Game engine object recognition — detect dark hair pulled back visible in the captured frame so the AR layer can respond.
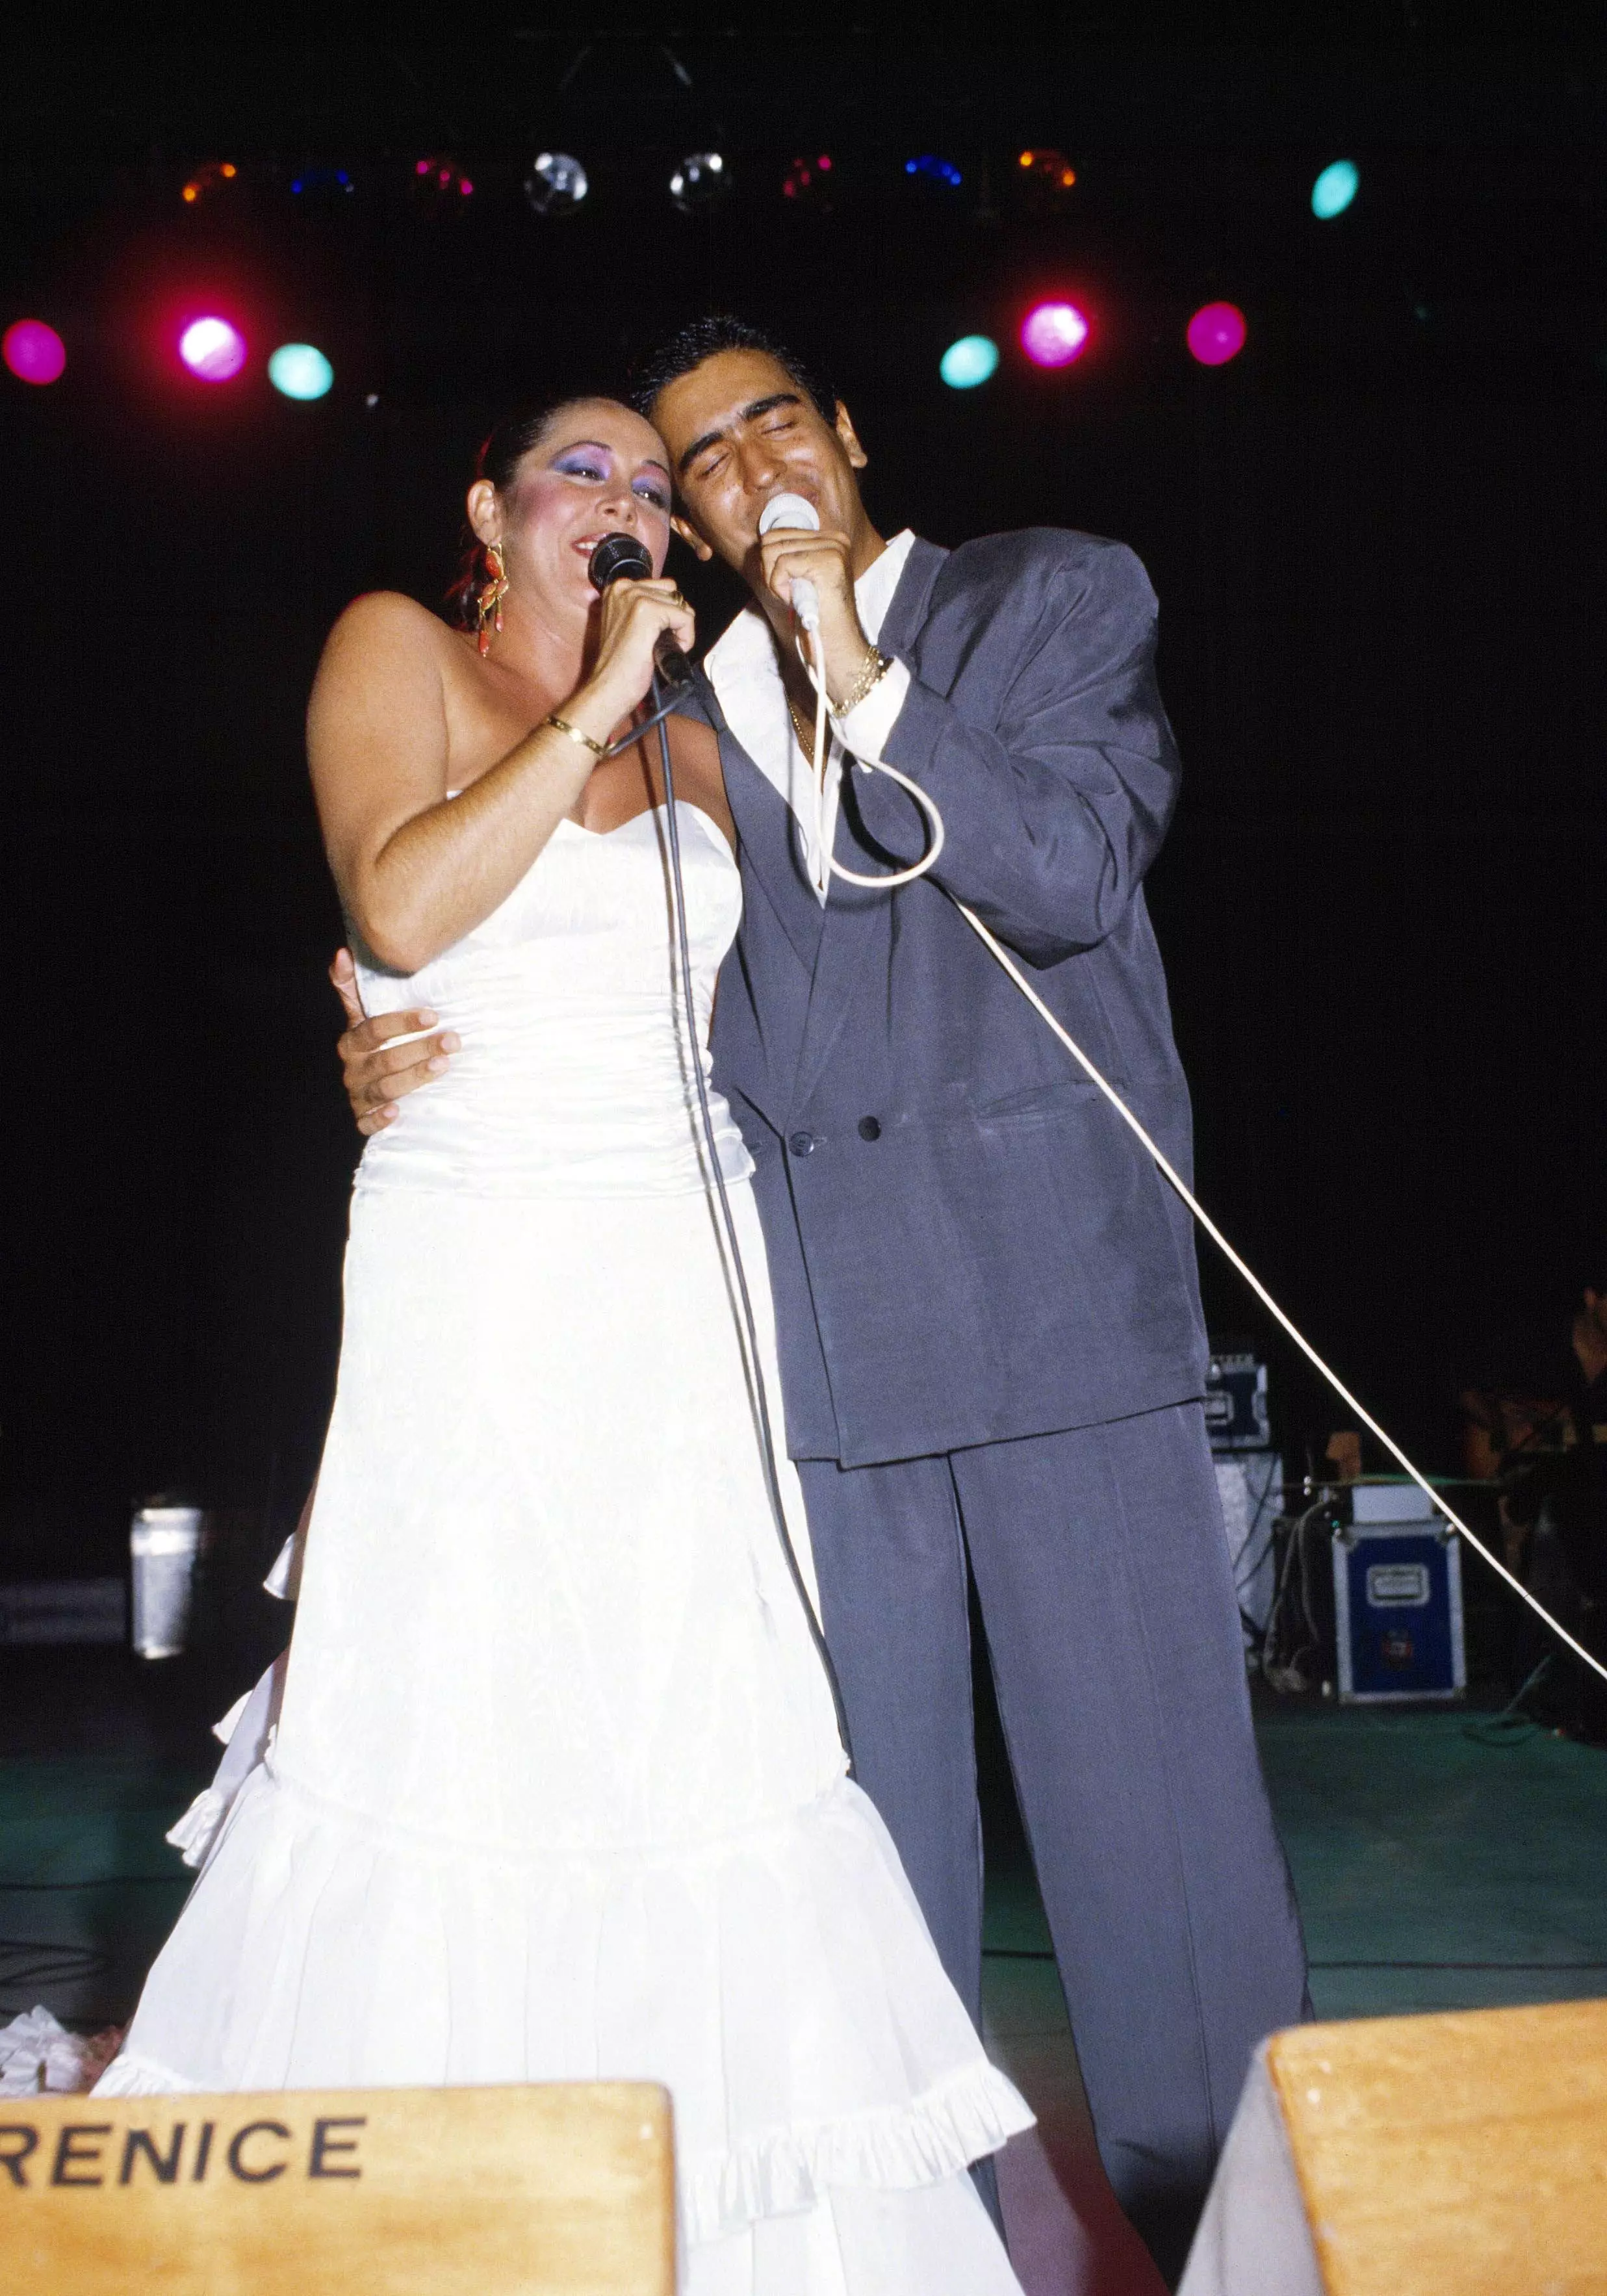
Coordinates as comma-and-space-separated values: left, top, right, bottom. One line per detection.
447, 394, 598, 628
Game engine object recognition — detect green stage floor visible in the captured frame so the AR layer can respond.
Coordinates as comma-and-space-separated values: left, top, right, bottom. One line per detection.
8, 1692, 1600, 2295
0, 1753, 207, 2030
976, 1697, 1607, 2290
981, 1697, 1607, 2039
3, 1699, 1606, 2036
1257, 1699, 1607, 2018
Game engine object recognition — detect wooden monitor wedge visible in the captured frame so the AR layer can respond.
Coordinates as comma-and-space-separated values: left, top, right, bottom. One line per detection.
1268, 1999, 1607, 2295
2, 2080, 675, 2295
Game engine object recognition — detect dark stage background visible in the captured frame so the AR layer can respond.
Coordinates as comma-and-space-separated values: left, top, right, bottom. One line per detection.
3, 17, 1605, 1627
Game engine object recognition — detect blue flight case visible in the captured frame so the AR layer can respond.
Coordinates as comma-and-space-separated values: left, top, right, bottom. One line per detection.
1333, 1482, 1467, 1703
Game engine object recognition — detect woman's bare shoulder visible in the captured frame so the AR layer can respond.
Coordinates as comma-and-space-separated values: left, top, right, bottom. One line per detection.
312, 595, 460, 722
323, 589, 457, 659
308, 596, 459, 766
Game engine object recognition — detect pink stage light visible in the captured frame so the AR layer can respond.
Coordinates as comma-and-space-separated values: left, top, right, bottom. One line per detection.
178, 316, 248, 383
1187, 302, 1247, 367
1020, 301, 1090, 368
3, 319, 66, 385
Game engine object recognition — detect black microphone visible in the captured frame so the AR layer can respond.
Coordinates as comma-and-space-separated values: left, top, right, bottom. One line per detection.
587, 532, 693, 688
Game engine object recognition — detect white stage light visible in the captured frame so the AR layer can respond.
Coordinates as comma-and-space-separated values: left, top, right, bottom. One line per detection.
669, 152, 728, 214
526, 152, 589, 216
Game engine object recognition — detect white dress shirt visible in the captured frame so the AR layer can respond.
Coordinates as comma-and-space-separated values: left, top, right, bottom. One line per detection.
702, 530, 916, 903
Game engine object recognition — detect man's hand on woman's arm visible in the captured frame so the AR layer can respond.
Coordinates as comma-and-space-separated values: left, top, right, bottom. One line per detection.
331, 948, 457, 1135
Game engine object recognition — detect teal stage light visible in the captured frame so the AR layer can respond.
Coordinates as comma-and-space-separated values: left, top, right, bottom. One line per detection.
268, 343, 334, 400
940, 335, 999, 389
1311, 160, 1359, 219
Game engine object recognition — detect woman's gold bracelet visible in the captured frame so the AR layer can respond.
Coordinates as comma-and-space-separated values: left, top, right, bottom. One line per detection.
829, 647, 892, 719
543, 712, 610, 759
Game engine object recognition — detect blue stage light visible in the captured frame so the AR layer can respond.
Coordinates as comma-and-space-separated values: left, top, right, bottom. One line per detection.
268, 343, 335, 400
906, 155, 962, 188
940, 335, 999, 389
1311, 160, 1359, 219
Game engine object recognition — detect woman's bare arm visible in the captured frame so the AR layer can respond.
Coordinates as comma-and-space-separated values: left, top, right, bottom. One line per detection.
306, 593, 598, 974
309, 574, 692, 972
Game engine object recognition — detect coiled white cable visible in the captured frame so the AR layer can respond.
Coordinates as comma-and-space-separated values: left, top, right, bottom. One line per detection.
758, 492, 944, 894
802, 664, 946, 893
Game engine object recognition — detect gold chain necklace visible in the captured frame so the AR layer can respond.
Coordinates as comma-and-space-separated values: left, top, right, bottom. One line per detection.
786, 689, 827, 758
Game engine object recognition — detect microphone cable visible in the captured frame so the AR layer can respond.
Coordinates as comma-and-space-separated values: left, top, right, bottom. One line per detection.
947, 895, 1607, 1692
584, 529, 856, 1767
795, 652, 945, 897
757, 494, 943, 896
649, 673, 857, 1774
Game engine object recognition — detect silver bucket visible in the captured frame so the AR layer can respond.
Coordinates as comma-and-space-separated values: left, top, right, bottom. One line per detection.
129, 1506, 207, 1659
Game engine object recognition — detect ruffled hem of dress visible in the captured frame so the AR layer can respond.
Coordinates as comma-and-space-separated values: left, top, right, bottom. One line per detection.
687, 2059, 1030, 2242
96, 2047, 1029, 2245
98, 1765, 1033, 2241
166, 1652, 290, 1870
166, 1787, 228, 1865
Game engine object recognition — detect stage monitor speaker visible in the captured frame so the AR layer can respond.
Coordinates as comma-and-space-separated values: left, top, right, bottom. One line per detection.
1205, 1347, 1271, 1452
1179, 1998, 1607, 2295
1, 2080, 675, 2295
1333, 1482, 1466, 1704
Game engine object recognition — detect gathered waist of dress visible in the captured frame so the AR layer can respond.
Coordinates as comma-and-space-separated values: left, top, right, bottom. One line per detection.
353, 964, 753, 1202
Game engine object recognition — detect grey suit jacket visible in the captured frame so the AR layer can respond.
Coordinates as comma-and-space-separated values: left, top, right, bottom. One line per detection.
697, 527, 1208, 1469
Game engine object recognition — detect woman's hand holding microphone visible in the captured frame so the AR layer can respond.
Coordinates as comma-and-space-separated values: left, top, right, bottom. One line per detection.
551, 574, 696, 755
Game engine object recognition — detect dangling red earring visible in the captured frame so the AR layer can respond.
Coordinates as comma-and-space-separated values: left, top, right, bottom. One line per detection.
476, 543, 509, 657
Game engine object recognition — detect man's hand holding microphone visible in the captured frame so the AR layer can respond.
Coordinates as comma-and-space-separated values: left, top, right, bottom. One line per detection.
756, 493, 886, 715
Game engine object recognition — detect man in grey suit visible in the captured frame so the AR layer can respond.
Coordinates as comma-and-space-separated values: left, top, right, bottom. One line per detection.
336, 316, 1307, 2276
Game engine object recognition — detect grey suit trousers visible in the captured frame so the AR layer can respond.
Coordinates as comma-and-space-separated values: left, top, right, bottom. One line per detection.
797, 1402, 1308, 2271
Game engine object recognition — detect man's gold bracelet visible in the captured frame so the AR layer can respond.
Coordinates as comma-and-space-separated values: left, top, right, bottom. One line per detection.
830, 647, 892, 720
545, 712, 609, 759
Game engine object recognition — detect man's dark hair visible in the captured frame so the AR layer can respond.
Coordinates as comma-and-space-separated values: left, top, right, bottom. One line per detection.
630, 315, 838, 426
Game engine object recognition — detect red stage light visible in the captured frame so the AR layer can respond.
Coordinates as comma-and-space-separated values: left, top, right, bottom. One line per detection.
178, 316, 248, 383
415, 155, 473, 199
782, 155, 833, 201
1187, 302, 1247, 367
1020, 302, 1090, 368
3, 319, 66, 385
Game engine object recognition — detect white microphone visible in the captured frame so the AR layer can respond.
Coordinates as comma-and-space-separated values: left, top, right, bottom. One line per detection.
754, 488, 945, 895
757, 491, 821, 632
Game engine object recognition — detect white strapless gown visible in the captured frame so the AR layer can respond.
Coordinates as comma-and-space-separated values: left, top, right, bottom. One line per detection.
97, 803, 1030, 2293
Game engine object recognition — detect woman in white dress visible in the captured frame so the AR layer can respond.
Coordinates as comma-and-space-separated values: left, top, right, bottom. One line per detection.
96, 394, 1031, 2291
